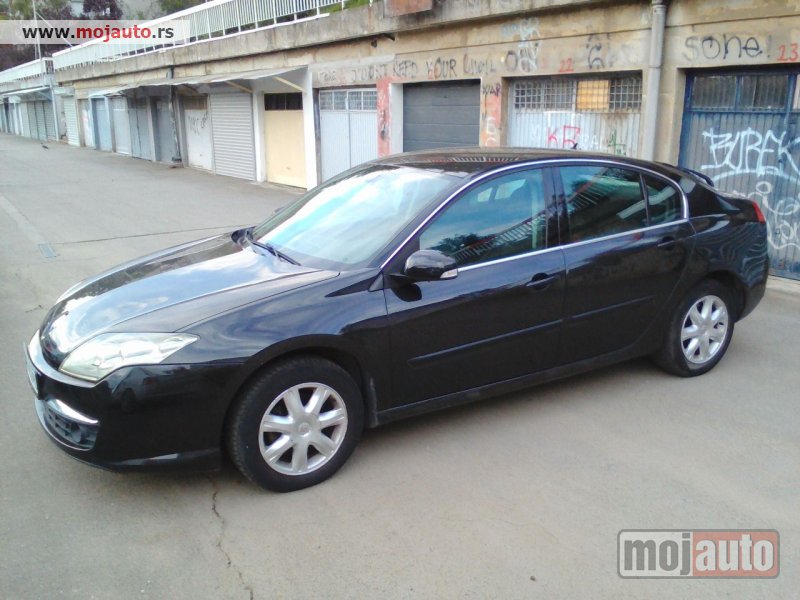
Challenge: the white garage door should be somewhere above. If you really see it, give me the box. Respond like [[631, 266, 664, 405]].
[[183, 95, 213, 171], [63, 96, 80, 146], [210, 91, 255, 180], [112, 97, 131, 155], [319, 88, 378, 182]]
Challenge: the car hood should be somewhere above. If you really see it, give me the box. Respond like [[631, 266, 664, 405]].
[[39, 232, 336, 362]]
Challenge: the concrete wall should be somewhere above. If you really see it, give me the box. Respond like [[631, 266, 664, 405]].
[[50, 0, 800, 171]]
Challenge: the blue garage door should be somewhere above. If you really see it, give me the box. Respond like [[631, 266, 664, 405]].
[[679, 70, 800, 280]]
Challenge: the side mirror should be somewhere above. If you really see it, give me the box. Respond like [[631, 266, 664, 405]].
[[403, 249, 458, 282]]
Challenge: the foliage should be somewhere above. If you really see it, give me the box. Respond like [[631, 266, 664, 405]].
[[82, 0, 123, 19], [156, 0, 202, 15]]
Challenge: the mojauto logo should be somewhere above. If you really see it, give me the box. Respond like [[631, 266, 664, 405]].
[[618, 530, 779, 578]]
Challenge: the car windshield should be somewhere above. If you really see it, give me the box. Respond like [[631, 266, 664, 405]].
[[251, 164, 459, 270]]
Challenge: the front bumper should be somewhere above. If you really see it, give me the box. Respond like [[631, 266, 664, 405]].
[[27, 332, 242, 472]]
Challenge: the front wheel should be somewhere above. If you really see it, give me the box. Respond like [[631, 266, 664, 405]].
[[653, 280, 735, 377], [227, 357, 364, 492]]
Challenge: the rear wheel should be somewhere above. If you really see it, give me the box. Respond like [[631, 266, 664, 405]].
[[227, 357, 364, 492], [653, 280, 735, 377]]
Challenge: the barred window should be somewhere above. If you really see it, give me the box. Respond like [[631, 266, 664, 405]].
[[320, 89, 377, 111], [361, 90, 378, 111], [514, 79, 573, 110], [609, 77, 642, 111], [690, 75, 736, 109], [689, 73, 792, 112], [514, 75, 642, 113], [319, 91, 333, 110], [739, 74, 789, 110]]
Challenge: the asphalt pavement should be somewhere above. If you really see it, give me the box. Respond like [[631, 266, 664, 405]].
[[1, 134, 798, 599]]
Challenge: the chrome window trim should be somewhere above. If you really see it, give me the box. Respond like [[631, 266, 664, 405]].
[[380, 157, 690, 270], [458, 219, 689, 273]]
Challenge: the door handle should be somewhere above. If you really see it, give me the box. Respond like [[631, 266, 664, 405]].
[[657, 236, 677, 250], [526, 272, 558, 290]]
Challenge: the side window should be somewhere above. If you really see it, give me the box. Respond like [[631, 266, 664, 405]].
[[559, 165, 647, 242], [419, 169, 548, 267], [644, 175, 682, 225]]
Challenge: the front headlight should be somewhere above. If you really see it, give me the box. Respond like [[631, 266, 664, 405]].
[[59, 333, 198, 382]]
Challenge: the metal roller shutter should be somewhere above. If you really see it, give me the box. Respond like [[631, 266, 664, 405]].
[[63, 96, 79, 146], [403, 82, 480, 151], [210, 92, 255, 180]]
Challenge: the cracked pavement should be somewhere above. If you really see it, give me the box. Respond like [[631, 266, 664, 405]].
[[1, 134, 799, 599]]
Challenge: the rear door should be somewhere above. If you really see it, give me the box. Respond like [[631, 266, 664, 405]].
[[556, 162, 693, 362], [384, 166, 565, 407]]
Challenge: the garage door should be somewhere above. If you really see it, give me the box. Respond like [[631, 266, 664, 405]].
[[319, 88, 378, 181], [34, 101, 47, 140], [129, 97, 152, 160], [210, 92, 255, 180], [679, 71, 800, 280], [508, 75, 641, 156], [183, 96, 213, 171], [403, 82, 480, 151], [63, 96, 80, 146], [112, 97, 131, 155], [79, 100, 95, 148], [93, 98, 112, 151]]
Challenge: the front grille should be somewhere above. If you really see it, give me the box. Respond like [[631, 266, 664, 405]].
[[37, 399, 98, 451]]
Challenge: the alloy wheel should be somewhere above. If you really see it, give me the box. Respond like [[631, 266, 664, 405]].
[[258, 383, 348, 476], [680, 294, 729, 365]]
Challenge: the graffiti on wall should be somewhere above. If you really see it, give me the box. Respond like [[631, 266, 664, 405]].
[[500, 17, 540, 42], [682, 34, 768, 62], [187, 111, 208, 135], [700, 127, 800, 253]]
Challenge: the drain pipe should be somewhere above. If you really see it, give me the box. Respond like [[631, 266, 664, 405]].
[[641, 0, 667, 161]]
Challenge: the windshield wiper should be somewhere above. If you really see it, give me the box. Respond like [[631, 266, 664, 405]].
[[246, 230, 301, 265]]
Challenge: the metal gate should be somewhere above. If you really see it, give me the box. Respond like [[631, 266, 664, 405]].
[[128, 97, 152, 160], [63, 96, 80, 146], [182, 95, 213, 171], [210, 91, 255, 180], [680, 71, 800, 279], [403, 82, 480, 151], [34, 101, 47, 140], [319, 88, 378, 181], [508, 75, 642, 156], [111, 97, 131, 155], [154, 98, 179, 163], [79, 99, 95, 148], [92, 98, 113, 151]]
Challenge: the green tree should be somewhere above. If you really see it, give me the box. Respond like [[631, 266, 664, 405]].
[[157, 0, 201, 14]]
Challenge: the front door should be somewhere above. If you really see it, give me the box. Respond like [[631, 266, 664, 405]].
[[385, 167, 565, 407], [555, 162, 693, 362]]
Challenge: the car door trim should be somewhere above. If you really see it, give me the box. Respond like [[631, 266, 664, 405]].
[[408, 318, 562, 367]]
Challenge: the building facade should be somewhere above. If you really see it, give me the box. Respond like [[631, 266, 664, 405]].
[[1, 0, 799, 279]]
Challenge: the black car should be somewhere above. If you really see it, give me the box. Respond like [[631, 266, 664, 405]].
[[26, 149, 769, 491]]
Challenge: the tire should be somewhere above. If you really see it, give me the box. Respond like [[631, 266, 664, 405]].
[[227, 357, 364, 492], [652, 280, 735, 377]]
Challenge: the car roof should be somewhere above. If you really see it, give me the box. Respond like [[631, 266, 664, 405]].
[[371, 146, 687, 181]]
